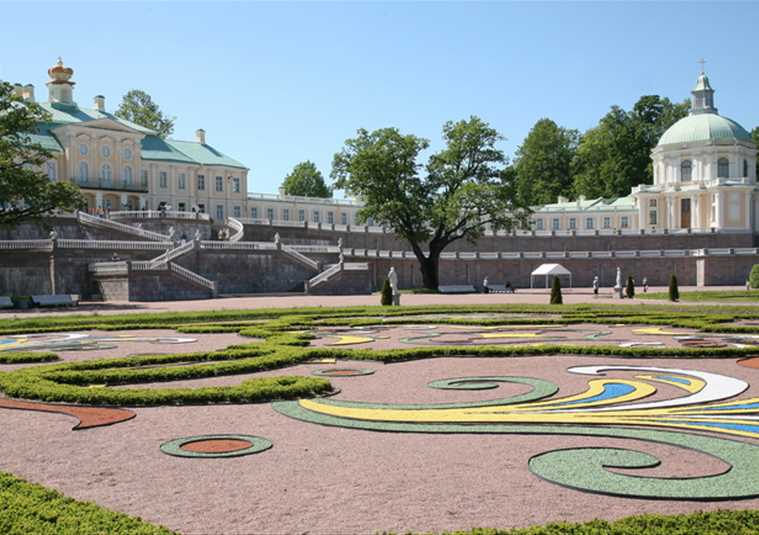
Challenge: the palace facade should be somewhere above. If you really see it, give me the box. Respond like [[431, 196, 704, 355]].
[[16, 60, 758, 234]]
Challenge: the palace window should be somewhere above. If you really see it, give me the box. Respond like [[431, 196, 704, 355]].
[[312, 210, 320, 223], [123, 147, 132, 161], [648, 199, 658, 225], [535, 219, 544, 230], [101, 145, 111, 158], [178, 173, 186, 190], [718, 158, 729, 178], [141, 170, 149, 185], [340, 213, 347, 225], [123, 166, 132, 185], [680, 160, 692, 182], [46, 161, 57, 180], [283, 208, 290, 221], [603, 216, 611, 229], [327, 211, 334, 224], [621, 216, 630, 228], [198, 203, 205, 213], [215, 176, 223, 192], [298, 209, 305, 222], [197, 175, 205, 191], [159, 171, 167, 188], [216, 205, 224, 220], [79, 162, 88, 181], [102, 164, 112, 184], [233, 206, 241, 217], [569, 218, 576, 230], [267, 208, 275, 221], [178, 202, 186, 212], [232, 177, 240, 193], [552, 218, 560, 230], [585, 217, 594, 230], [250, 207, 258, 219], [744, 159, 749, 178], [79, 144, 88, 156], [729, 192, 740, 221]]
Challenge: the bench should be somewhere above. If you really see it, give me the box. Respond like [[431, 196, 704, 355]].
[[0, 296, 12, 308], [31, 294, 80, 307], [438, 285, 477, 294], [484, 284, 516, 294]]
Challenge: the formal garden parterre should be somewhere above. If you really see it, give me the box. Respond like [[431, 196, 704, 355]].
[[5, 303, 759, 533]]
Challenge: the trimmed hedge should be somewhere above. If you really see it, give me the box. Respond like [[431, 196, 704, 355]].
[[0, 351, 58, 364], [0, 471, 175, 535], [386, 509, 759, 535]]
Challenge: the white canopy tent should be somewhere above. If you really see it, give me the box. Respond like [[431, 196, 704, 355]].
[[530, 263, 573, 289]]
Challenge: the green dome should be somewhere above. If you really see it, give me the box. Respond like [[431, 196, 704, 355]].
[[657, 113, 752, 147]]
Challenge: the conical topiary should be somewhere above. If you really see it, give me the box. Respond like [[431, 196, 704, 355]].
[[550, 276, 563, 305], [749, 265, 759, 289], [380, 278, 393, 306], [668, 274, 679, 302], [625, 276, 635, 299]]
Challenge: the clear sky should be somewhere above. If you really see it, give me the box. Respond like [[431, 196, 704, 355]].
[[2, 2, 758, 196]]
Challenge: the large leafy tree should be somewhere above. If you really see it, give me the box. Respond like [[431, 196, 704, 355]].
[[573, 96, 688, 199], [332, 116, 529, 290], [513, 118, 579, 205], [0, 82, 85, 227], [281, 160, 331, 198], [114, 89, 175, 138]]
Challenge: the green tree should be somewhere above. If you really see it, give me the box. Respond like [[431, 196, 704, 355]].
[[281, 161, 331, 198], [0, 82, 85, 227], [114, 89, 175, 138], [513, 118, 579, 205], [332, 116, 529, 290], [550, 276, 563, 305], [749, 264, 759, 289], [573, 96, 688, 199], [669, 274, 680, 302], [380, 278, 393, 306]]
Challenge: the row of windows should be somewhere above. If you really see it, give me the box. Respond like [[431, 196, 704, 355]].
[[79, 144, 133, 161], [78, 162, 135, 184], [250, 207, 353, 225], [534, 216, 630, 231], [154, 173, 241, 193], [678, 158, 750, 181]]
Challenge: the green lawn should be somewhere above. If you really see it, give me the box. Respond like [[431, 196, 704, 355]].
[[639, 289, 759, 302]]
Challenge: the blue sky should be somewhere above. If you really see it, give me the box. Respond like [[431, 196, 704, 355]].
[[2, 2, 758, 196]]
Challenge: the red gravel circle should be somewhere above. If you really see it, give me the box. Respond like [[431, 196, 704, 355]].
[[180, 438, 253, 453]]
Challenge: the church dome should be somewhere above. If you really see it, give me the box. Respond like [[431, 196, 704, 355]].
[[657, 113, 753, 147]]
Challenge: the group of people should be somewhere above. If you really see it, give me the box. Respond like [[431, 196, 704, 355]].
[[592, 274, 649, 296], [481, 277, 515, 294]]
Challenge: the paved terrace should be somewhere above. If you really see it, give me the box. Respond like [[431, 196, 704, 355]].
[[0, 286, 750, 318]]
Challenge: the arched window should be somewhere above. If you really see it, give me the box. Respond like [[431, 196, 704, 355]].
[[123, 166, 133, 185], [744, 159, 749, 178], [79, 161, 88, 181], [680, 160, 692, 182], [102, 164, 112, 184], [718, 158, 729, 178]]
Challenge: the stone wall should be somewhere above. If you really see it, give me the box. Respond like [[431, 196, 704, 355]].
[[0, 252, 52, 296], [309, 268, 373, 295]]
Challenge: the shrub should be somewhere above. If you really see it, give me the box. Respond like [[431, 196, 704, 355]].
[[625, 276, 635, 299], [380, 278, 393, 306], [749, 265, 759, 289], [669, 274, 679, 302], [550, 277, 562, 305]]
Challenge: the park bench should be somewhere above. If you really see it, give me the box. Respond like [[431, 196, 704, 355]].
[[31, 294, 80, 307], [438, 285, 477, 294], [0, 296, 13, 308]]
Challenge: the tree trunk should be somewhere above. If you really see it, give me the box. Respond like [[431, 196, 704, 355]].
[[419, 251, 441, 290]]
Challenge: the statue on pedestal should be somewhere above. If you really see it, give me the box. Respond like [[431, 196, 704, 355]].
[[388, 267, 400, 305]]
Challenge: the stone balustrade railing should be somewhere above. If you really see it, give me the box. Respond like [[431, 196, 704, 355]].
[[147, 240, 195, 268], [225, 217, 244, 242], [169, 263, 217, 293], [109, 210, 211, 221], [199, 241, 277, 251], [77, 212, 169, 241], [0, 239, 53, 250], [58, 239, 173, 250]]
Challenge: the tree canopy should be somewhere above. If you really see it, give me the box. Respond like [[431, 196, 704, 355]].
[[513, 118, 579, 206], [114, 89, 175, 138], [281, 161, 331, 198], [572, 95, 689, 199], [0, 82, 85, 227], [332, 116, 529, 289]]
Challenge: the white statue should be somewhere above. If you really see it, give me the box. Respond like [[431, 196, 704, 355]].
[[592, 275, 599, 296], [194, 229, 201, 242], [614, 267, 623, 298], [388, 267, 400, 305], [483, 276, 489, 294], [274, 232, 281, 247], [337, 237, 343, 250]]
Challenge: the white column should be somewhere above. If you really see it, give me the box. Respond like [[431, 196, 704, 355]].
[[120, 193, 128, 210], [692, 194, 700, 229], [667, 197, 674, 229], [95, 191, 103, 208], [714, 191, 722, 229], [744, 190, 751, 230]]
